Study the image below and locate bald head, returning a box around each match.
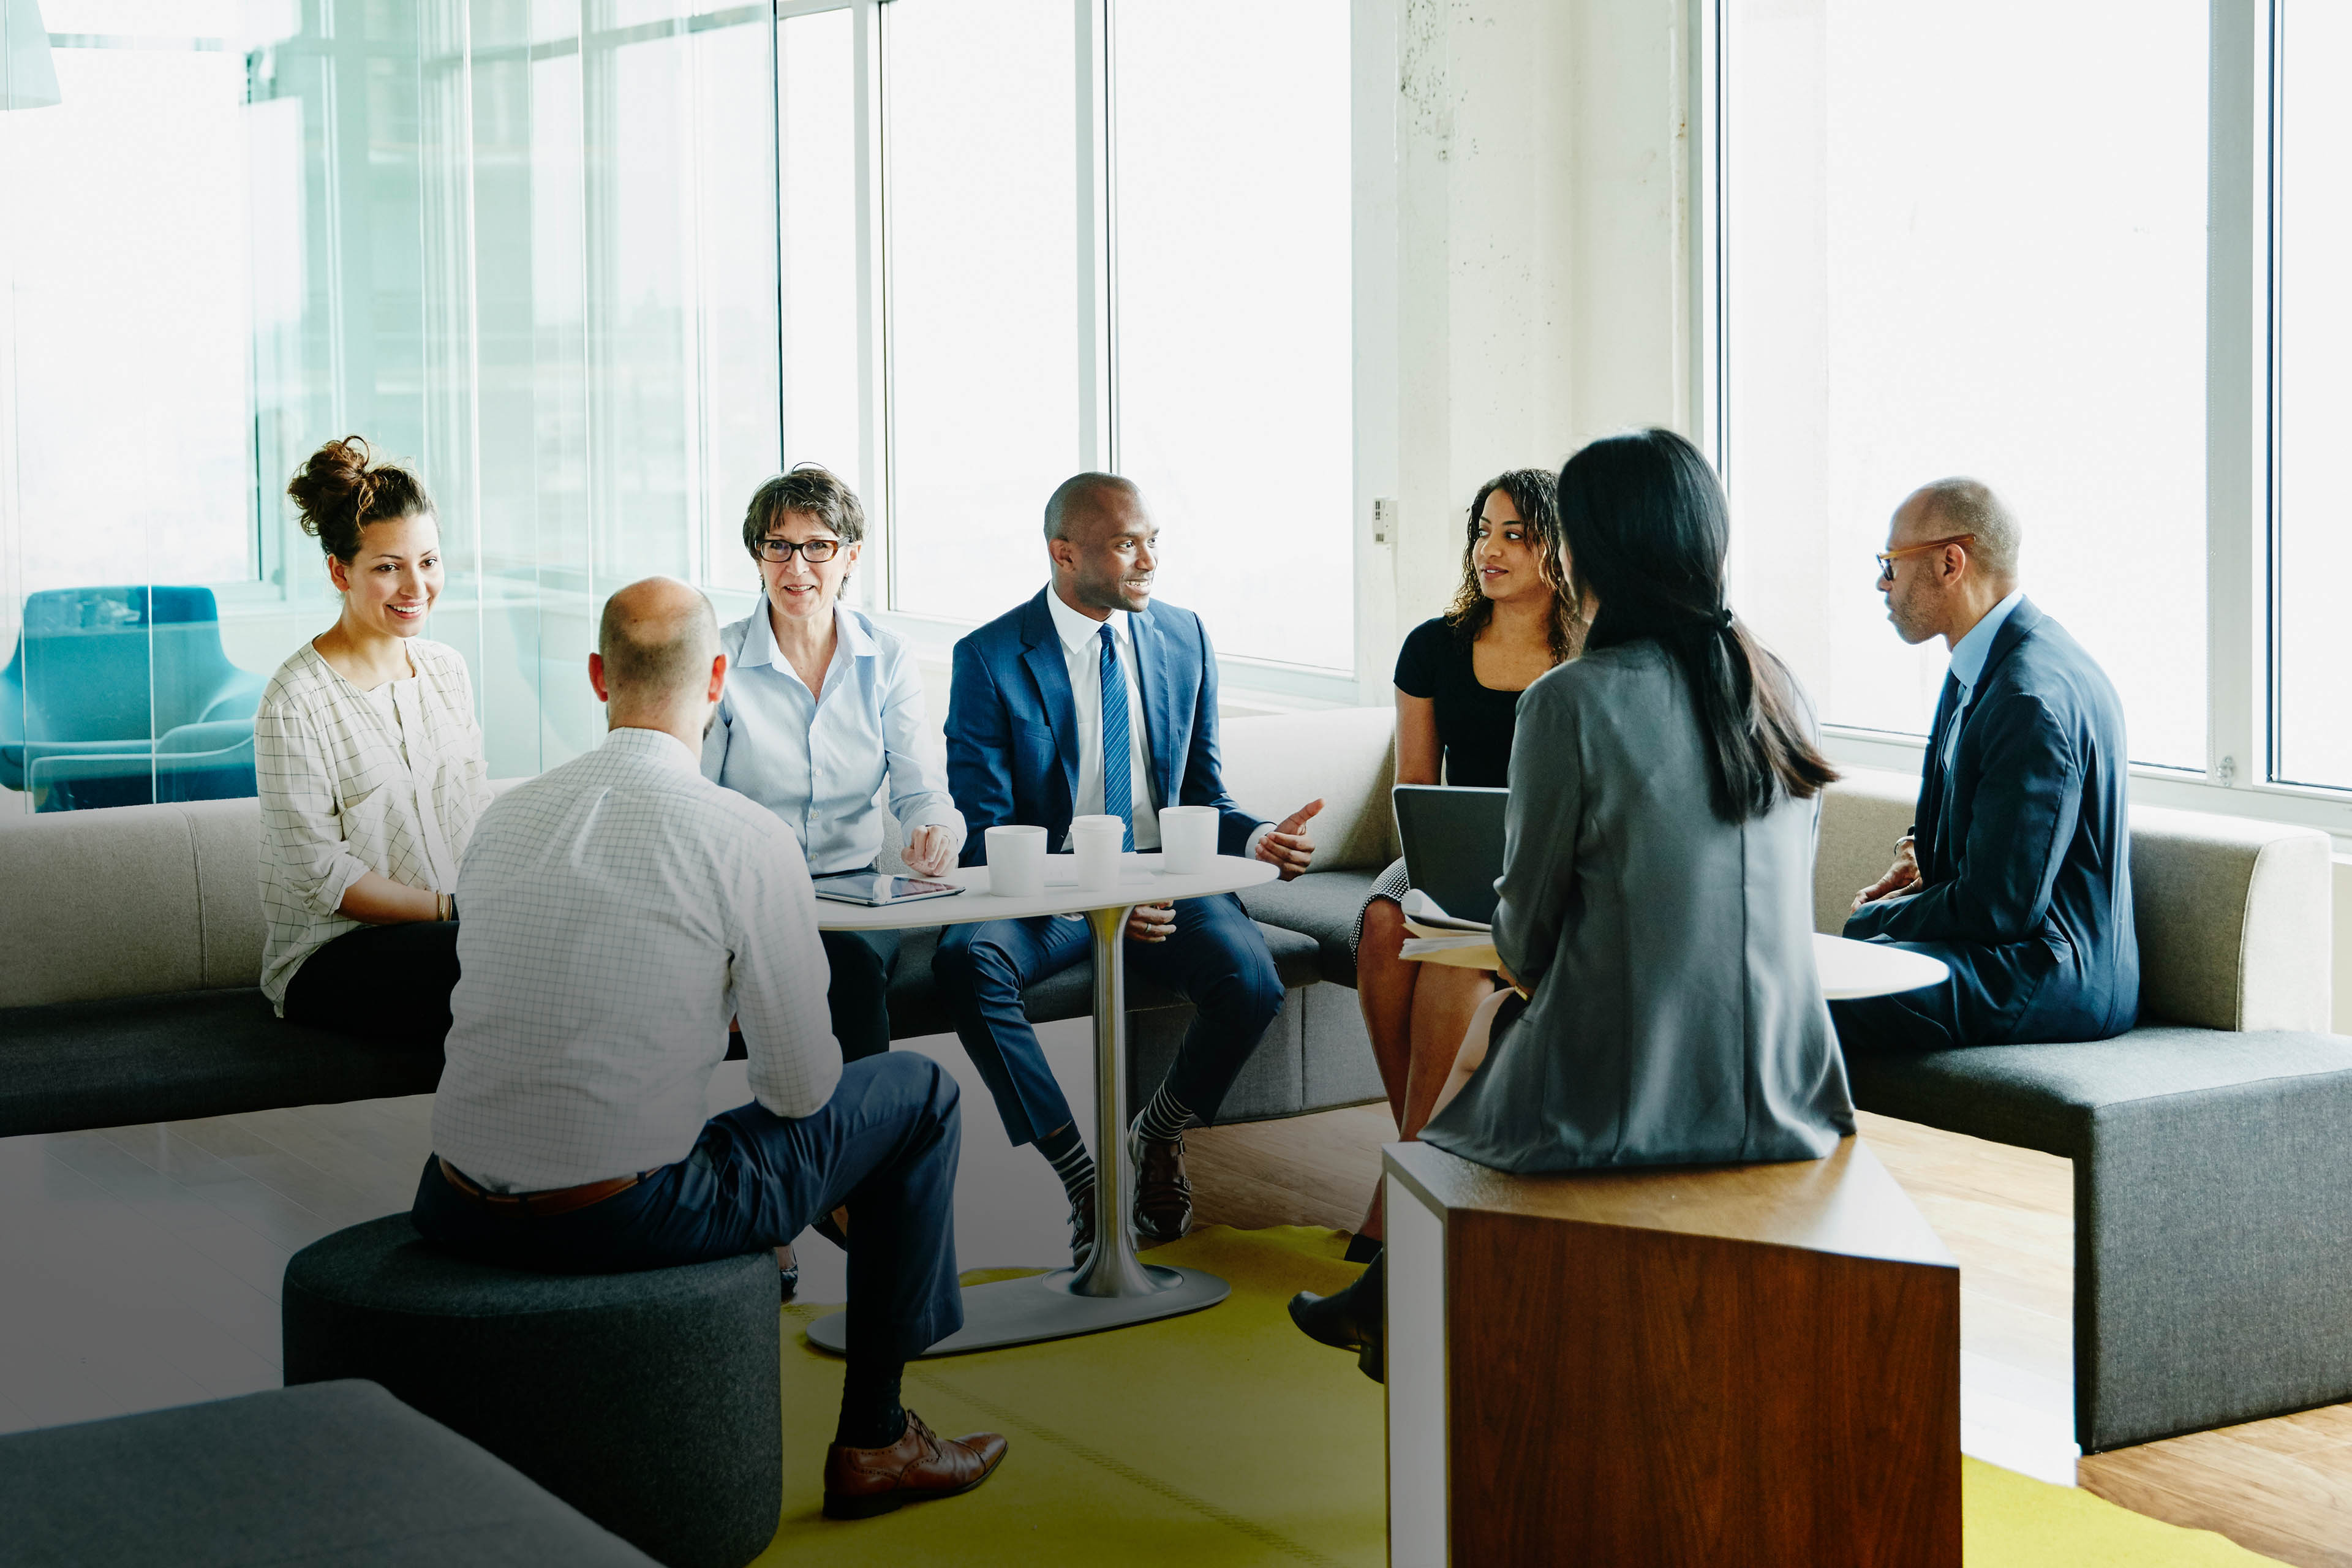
[1899,477,2021,584]
[1043,472,1141,543]
[595,576,720,720]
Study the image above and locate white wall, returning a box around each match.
[1373,0,1696,649]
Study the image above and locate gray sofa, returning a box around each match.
[0,1379,658,1566]
[0,707,1400,1138]
[1815,768,2350,1452]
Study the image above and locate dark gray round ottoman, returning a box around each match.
[283,1215,779,1568]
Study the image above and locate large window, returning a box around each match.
[1722,0,2211,771]
[1,0,1360,815]
[2274,1,2352,790]
[1720,0,2352,815]
[882,0,1084,622]
[875,0,1356,668]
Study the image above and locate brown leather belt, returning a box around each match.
[435,1156,658,1217]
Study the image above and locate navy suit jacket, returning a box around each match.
[1844,598,2139,1044]
[945,589,1266,867]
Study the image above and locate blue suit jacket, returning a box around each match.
[945,589,1266,867]
[1844,599,2139,1044]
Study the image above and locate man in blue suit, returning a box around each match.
[1834,478,2138,1052]
[934,473,1323,1263]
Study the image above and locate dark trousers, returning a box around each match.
[284,920,460,1049]
[821,927,902,1064]
[411,1053,965,1360]
[929,892,1285,1147]
[1830,984,1966,1055]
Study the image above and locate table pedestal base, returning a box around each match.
[804,1265,1230,1357]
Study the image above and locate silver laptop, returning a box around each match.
[1392,785,1510,925]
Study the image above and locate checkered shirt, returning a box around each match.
[254,639,492,1008]
[430,725,842,1192]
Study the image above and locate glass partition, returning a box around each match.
[0,0,779,809]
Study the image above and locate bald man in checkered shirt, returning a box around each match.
[414,576,1006,1520]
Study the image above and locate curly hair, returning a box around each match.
[1441,468,1584,664]
[286,437,433,563]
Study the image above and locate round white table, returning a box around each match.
[802,851,1278,1358]
[1812,932,1948,1000]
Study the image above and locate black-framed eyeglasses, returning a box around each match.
[755,536,843,564]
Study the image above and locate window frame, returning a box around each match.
[809,0,1380,696]
[1701,0,2352,846]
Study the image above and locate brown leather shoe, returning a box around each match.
[822,1409,1008,1520]
[1128,1126,1194,1246]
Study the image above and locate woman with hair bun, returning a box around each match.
[254,437,491,1048]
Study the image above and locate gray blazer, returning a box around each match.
[1420,640,1854,1173]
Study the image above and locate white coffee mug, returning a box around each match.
[984,824,1048,899]
[1157,805,1218,875]
[1069,814,1125,892]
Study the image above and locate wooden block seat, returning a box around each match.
[0,1379,658,1566]
[1382,1137,1960,1567]
[282,1215,782,1568]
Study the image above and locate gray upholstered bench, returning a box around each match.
[0,706,1404,1138]
[0,1379,659,1566]
[283,1215,782,1568]
[1818,770,2348,1451]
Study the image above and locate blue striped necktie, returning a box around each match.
[1098,623,1134,850]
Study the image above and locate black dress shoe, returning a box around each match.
[1343,1230,1382,1265]
[1288,1251,1385,1383]
[1066,1186,1096,1269]
[1126,1127,1194,1246]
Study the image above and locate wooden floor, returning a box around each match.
[2,1082,2349,1564]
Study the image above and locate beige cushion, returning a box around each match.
[1817,769,2334,1035]
[1218,707,1398,873]
[185,797,270,990]
[0,803,208,1008]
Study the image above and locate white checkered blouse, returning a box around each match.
[254,639,493,1008]
[430,726,842,1193]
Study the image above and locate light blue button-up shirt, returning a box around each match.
[702,603,964,875]
[1939,586,2026,768]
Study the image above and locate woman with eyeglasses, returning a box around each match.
[703,465,964,1065]
[257,437,491,1049]
[1292,429,1855,1379]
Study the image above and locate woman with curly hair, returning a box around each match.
[1343,468,1586,1257]
[255,437,491,1049]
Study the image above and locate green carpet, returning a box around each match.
[752,1226,2281,1566]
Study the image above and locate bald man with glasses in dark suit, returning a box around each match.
[1836,478,2139,1055]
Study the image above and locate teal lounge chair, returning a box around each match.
[0,586,266,812]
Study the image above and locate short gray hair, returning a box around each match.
[596,578,718,704]
[1043,472,1139,541]
[1915,477,2021,581]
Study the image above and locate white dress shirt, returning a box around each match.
[432,726,842,1192]
[702,603,963,874]
[1044,587,1163,851]
[254,639,491,1009]
[1939,587,2027,769]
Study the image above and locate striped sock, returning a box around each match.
[1131,1087,1199,1146]
[1037,1122,1096,1208]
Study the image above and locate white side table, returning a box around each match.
[802,851,1278,1355]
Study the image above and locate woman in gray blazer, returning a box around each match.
[1293,428,1856,1378]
